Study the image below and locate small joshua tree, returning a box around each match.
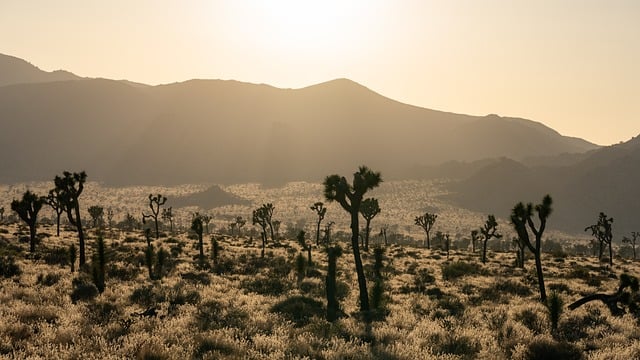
[380,224,389,246]
[370,246,387,318]
[106,208,114,229]
[272,220,281,239]
[310,202,327,246]
[511,195,553,302]
[92,236,106,293]
[470,229,480,253]
[259,203,276,241]
[324,165,382,316]
[191,214,205,264]
[45,189,64,236]
[323,221,335,245]
[11,190,45,253]
[201,214,212,234]
[297,230,312,265]
[142,194,166,239]
[88,205,104,228]
[480,214,502,264]
[415,212,437,249]
[512,236,526,268]
[295,253,306,284]
[228,222,237,236]
[443,233,451,259]
[585,212,614,266]
[155,247,168,280]
[69,243,77,273]
[252,207,269,257]
[55,171,87,265]
[0,206,4,222]
[162,207,174,234]
[235,216,246,236]
[211,237,220,264]
[547,291,563,334]
[360,198,381,252]
[145,244,154,280]
[622,232,638,260]
[326,245,343,322]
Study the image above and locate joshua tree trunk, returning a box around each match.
[364,219,371,252]
[74,203,86,266]
[351,209,370,315]
[534,250,546,301]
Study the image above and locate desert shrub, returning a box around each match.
[585,276,602,287]
[515,308,546,335]
[480,279,532,301]
[86,300,121,325]
[406,262,418,274]
[525,337,584,360]
[181,271,211,285]
[167,282,201,307]
[299,279,324,297]
[442,261,485,280]
[17,306,58,324]
[0,256,21,278]
[194,300,249,331]
[271,296,325,327]
[129,284,165,307]
[241,276,290,296]
[434,333,480,360]
[107,263,141,281]
[434,295,465,318]
[194,334,238,359]
[558,307,610,342]
[70,278,99,303]
[414,268,436,292]
[269,255,293,277]
[42,247,69,266]
[211,257,234,275]
[135,342,170,360]
[548,283,571,294]
[36,272,62,286]
[426,287,446,299]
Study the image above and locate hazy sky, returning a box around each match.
[1,0,638,145]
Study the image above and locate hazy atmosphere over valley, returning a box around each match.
[1,1,640,359]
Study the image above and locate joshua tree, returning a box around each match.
[211,237,220,265]
[568,273,639,318]
[54,171,87,266]
[191,214,205,262]
[11,190,45,253]
[360,198,381,252]
[324,165,382,316]
[370,246,387,316]
[444,233,451,259]
[259,203,276,241]
[69,243,77,273]
[511,194,553,302]
[311,202,327,246]
[297,230,312,265]
[201,214,212,234]
[92,236,106,293]
[106,208,114,229]
[88,205,104,228]
[380,224,389,246]
[252,207,269,257]
[0,206,4,222]
[585,212,614,266]
[142,194,166,239]
[470,229,480,253]
[273,220,281,239]
[162,207,174,234]
[45,189,64,236]
[480,214,502,264]
[235,216,246,236]
[326,245,343,322]
[323,221,335,245]
[123,212,138,232]
[512,236,526,268]
[228,222,237,236]
[415,212,437,249]
[622,232,638,260]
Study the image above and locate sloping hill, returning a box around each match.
[0,53,81,86]
[169,185,250,209]
[0,54,599,186]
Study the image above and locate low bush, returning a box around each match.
[271,296,325,327]
[442,261,485,280]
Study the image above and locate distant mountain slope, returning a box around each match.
[168,185,250,209]
[0,53,81,86]
[447,135,640,236]
[0,54,599,185]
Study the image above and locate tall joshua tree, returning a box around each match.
[585,212,614,266]
[11,190,45,253]
[511,195,553,302]
[55,171,88,266]
[162,207,174,234]
[360,198,381,252]
[45,188,64,236]
[142,194,166,239]
[259,203,276,241]
[324,165,382,316]
[191,214,205,262]
[310,202,327,246]
[470,229,480,253]
[480,214,502,264]
[415,212,437,249]
[253,207,269,257]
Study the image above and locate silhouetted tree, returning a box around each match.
[480,214,502,264]
[11,190,45,253]
[323,221,335,245]
[415,212,437,249]
[511,195,553,302]
[569,273,639,318]
[470,229,480,253]
[142,194,166,239]
[512,236,526,268]
[54,171,87,266]
[88,205,104,228]
[106,208,114,230]
[297,230,312,265]
[585,212,614,266]
[122,212,138,232]
[324,165,382,316]
[162,207,174,234]
[380,224,389,246]
[370,246,387,318]
[253,207,269,257]
[310,202,327,246]
[326,245,343,322]
[260,203,276,241]
[201,214,212,234]
[191,214,205,264]
[622,232,638,260]
[235,216,246,236]
[228,222,237,236]
[45,189,64,236]
[360,198,381,252]
[69,243,77,273]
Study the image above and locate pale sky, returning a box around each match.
[1,0,639,145]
